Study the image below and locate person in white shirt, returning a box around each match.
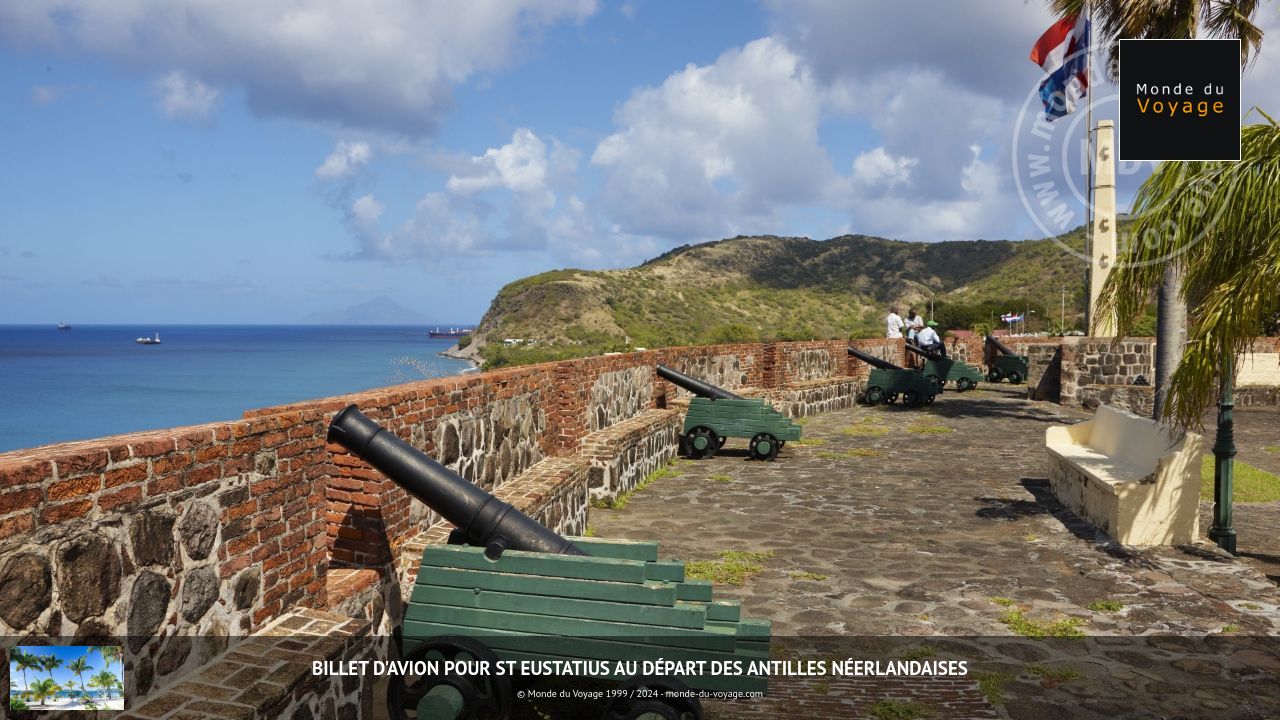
[904,308,924,344]
[885,307,905,339]
[916,320,944,355]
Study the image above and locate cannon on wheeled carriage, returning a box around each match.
[846,346,939,407]
[328,406,770,720]
[657,364,801,461]
[904,342,983,393]
[984,335,1028,384]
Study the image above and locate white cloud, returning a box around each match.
[447,129,549,195]
[30,84,70,105]
[155,70,221,120]
[315,141,373,180]
[591,37,837,240]
[851,148,917,189]
[0,1,597,136]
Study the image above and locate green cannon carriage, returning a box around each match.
[658,365,801,461]
[984,335,1028,384]
[328,406,769,719]
[905,343,983,393]
[847,347,939,407]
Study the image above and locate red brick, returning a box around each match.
[0,460,52,486]
[184,463,221,485]
[131,438,175,457]
[40,499,93,524]
[146,475,182,496]
[47,474,102,501]
[231,438,262,456]
[104,463,148,488]
[219,554,251,578]
[194,445,228,463]
[0,487,42,515]
[0,512,35,540]
[226,533,256,557]
[98,486,143,512]
[175,428,213,450]
[152,453,192,475]
[53,450,109,477]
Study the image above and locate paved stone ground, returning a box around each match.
[1196,409,1280,585]
[588,385,1280,720]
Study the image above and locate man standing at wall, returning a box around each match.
[886,307,905,340]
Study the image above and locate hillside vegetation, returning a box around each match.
[467,225,1096,367]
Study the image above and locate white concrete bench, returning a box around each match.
[1045,404,1202,546]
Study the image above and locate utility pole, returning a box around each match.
[1061,286,1067,335]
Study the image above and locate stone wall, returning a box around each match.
[0,335,960,713]
[588,366,653,432]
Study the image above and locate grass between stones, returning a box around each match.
[1266,445,1280,453]
[684,550,774,585]
[869,699,930,720]
[999,608,1086,638]
[841,417,890,436]
[974,672,1010,705]
[1086,599,1124,612]
[1222,624,1240,633]
[708,473,733,482]
[900,645,937,660]
[1027,664,1082,687]
[1199,456,1280,503]
[905,422,953,435]
[791,571,828,581]
[794,437,827,446]
[592,460,681,511]
[818,448,884,459]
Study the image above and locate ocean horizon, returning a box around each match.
[0,324,474,453]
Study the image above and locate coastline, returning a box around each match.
[439,340,482,369]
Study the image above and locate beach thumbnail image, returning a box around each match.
[8,646,124,712]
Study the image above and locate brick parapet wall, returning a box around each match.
[8,333,1278,707]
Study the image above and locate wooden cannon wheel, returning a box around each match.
[684,427,719,459]
[749,433,780,461]
[387,635,513,720]
[601,676,704,720]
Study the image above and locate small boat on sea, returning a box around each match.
[57,322,71,330]
[136,333,161,345]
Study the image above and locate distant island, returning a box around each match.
[456,224,1121,368]
[303,296,434,325]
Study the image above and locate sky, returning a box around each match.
[1,0,1278,324]
[9,645,120,693]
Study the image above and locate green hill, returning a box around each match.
[466,225,1095,367]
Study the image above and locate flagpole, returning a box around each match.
[1084,0,1094,334]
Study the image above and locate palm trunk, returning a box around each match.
[1153,263,1187,420]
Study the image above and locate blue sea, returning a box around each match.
[0,325,473,453]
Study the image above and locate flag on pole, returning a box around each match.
[1029,14,1090,120]
[1001,313,1023,324]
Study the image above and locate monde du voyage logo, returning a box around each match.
[1119,38,1241,161]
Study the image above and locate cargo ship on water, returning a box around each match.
[428,327,472,339]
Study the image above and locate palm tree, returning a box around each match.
[1046,0,1265,419]
[11,649,42,697]
[28,678,61,708]
[66,656,92,695]
[1096,115,1280,428]
[39,653,62,682]
[89,670,119,700]
[95,646,122,678]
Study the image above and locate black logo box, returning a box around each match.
[1119,38,1241,161]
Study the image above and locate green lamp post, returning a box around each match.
[1207,359,1236,554]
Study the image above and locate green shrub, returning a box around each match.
[456,334,472,349]
[711,323,759,344]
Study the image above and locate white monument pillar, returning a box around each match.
[1090,120,1117,337]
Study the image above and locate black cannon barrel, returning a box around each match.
[905,342,946,361]
[327,405,586,557]
[847,346,904,371]
[656,364,744,400]
[985,335,1017,357]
